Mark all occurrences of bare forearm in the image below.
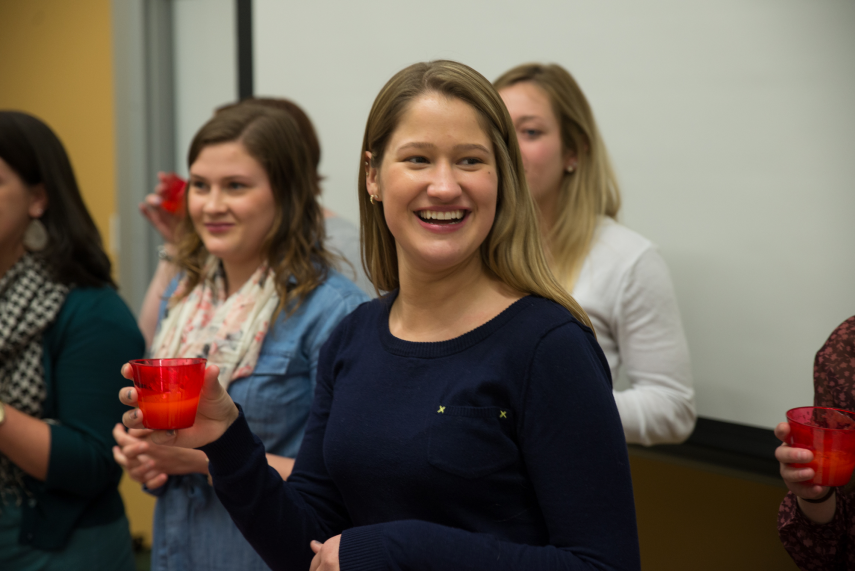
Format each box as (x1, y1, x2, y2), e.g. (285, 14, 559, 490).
(0, 405, 51, 481)
(797, 492, 837, 524)
(139, 255, 179, 348)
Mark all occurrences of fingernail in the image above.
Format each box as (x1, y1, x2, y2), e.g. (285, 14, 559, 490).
(311, 540, 322, 547)
(127, 389, 133, 401)
(166, 430, 176, 437)
(132, 410, 138, 420)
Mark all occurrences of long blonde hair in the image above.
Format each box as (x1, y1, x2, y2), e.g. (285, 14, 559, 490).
(358, 60, 593, 330)
(494, 63, 621, 290)
(174, 103, 332, 316)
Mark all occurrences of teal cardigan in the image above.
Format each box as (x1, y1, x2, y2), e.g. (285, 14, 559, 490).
(16, 286, 145, 550)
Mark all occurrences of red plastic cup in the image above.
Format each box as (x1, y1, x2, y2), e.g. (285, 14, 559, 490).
(129, 358, 206, 430)
(159, 173, 187, 214)
(786, 406, 855, 486)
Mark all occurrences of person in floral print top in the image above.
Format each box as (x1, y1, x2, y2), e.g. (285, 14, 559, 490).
(777, 316, 855, 570)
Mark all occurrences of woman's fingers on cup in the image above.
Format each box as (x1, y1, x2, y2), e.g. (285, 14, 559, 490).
(774, 422, 791, 443)
(775, 442, 813, 464)
(121, 363, 135, 382)
(781, 462, 815, 484)
(203, 365, 222, 394)
(123, 406, 146, 430)
(119, 385, 138, 406)
(146, 191, 164, 206)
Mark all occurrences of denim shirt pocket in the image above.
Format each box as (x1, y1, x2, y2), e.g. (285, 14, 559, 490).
(427, 405, 518, 479)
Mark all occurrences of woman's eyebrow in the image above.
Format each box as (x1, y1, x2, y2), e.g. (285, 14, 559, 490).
(398, 141, 435, 151)
(453, 143, 490, 154)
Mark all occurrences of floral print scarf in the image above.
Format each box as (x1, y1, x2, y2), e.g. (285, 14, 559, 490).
(150, 257, 278, 388)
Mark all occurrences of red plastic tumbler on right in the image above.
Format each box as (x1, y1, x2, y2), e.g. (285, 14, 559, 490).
(786, 406, 855, 487)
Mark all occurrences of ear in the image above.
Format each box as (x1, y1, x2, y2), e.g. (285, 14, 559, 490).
(563, 146, 578, 169)
(28, 183, 49, 218)
(365, 151, 381, 200)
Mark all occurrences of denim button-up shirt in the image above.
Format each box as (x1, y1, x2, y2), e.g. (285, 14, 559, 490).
(148, 270, 368, 571)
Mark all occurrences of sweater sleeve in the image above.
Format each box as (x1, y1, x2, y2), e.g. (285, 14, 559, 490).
(202, 333, 354, 571)
(44, 288, 146, 497)
(611, 247, 696, 445)
(337, 322, 640, 571)
(777, 491, 851, 570)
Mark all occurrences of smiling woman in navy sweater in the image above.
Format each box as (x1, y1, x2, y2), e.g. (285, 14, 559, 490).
(120, 60, 640, 571)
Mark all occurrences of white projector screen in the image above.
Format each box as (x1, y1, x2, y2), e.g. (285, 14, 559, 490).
(246, 0, 855, 430)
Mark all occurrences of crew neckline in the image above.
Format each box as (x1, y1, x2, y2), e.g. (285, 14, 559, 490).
(378, 291, 534, 358)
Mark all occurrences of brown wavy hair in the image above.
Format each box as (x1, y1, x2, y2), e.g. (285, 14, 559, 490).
(357, 60, 592, 330)
(494, 63, 621, 290)
(173, 103, 331, 315)
(216, 97, 323, 193)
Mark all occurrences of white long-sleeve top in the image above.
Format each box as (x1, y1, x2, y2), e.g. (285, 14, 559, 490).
(572, 217, 696, 445)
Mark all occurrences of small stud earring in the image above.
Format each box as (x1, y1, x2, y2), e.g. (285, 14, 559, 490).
(370, 194, 380, 205)
(565, 164, 575, 173)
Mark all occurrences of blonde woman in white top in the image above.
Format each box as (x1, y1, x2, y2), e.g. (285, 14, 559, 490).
(496, 63, 695, 445)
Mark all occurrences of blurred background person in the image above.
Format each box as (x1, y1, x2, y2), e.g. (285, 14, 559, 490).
(776, 316, 855, 571)
(0, 110, 144, 570)
(495, 63, 695, 446)
(136, 97, 371, 347)
(112, 103, 368, 571)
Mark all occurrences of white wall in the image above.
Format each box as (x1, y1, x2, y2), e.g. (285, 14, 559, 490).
(244, 0, 854, 429)
(172, 0, 237, 176)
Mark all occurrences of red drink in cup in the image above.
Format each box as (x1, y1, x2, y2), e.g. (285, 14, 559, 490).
(129, 358, 206, 430)
(786, 406, 855, 486)
(159, 173, 187, 214)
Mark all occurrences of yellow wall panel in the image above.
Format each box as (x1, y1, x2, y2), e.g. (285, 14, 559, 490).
(0, 0, 116, 261)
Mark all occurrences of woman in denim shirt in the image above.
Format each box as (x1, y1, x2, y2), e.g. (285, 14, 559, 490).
(112, 103, 368, 571)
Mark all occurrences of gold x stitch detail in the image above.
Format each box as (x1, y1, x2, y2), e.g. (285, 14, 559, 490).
(437, 405, 446, 414)
(500, 410, 508, 418)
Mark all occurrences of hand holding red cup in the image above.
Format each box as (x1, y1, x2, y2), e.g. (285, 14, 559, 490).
(128, 358, 206, 430)
(120, 361, 240, 449)
(785, 406, 855, 487)
(158, 173, 187, 214)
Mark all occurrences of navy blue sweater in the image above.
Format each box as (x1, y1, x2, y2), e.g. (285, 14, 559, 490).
(201, 294, 640, 570)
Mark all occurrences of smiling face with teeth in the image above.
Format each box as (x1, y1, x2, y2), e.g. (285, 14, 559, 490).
(367, 92, 498, 279)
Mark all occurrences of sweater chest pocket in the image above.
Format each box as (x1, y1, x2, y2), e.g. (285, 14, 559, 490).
(427, 406, 518, 479)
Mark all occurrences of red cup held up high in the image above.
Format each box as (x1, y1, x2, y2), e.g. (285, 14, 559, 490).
(160, 173, 187, 214)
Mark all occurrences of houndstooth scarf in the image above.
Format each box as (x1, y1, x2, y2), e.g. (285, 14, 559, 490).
(0, 253, 68, 499)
